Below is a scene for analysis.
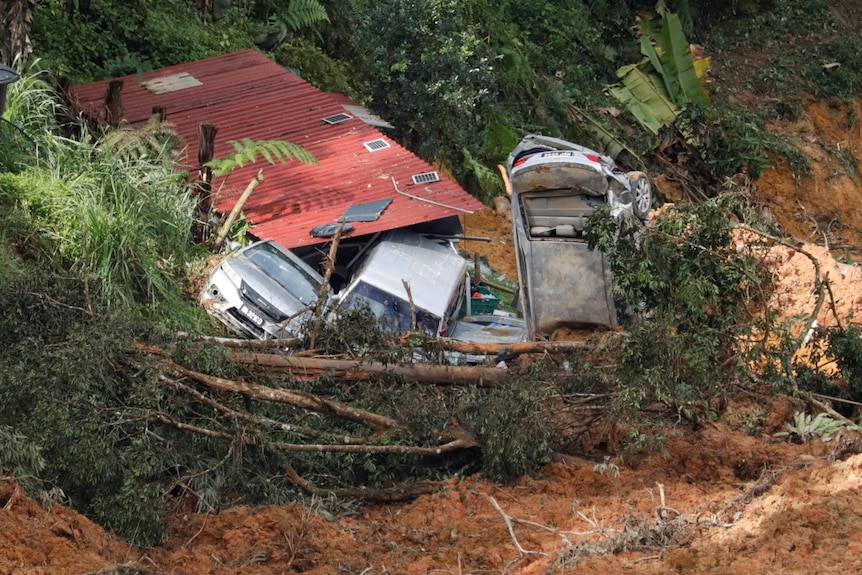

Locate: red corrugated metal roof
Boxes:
[69,49,485,249]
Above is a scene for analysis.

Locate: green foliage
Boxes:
[828,325,862,396]
[96,115,185,163]
[0,60,61,172]
[585,195,773,409]
[459,381,551,482]
[0,275,167,544]
[31,0,256,82]
[272,39,352,94]
[461,147,504,204]
[677,103,810,181]
[261,0,329,32]
[775,411,856,443]
[801,38,862,102]
[1,64,209,318]
[206,138,318,178]
[0,426,46,495]
[695,0,835,49]
[350,0,497,170]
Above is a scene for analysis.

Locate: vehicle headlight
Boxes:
[222,262,242,286]
[205,284,227,302]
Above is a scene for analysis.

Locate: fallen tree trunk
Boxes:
[149,411,477,455]
[155,359,479,455]
[225,352,514,387]
[409,336,594,355]
[166,360,408,432]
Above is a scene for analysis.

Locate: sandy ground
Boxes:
[1,95,861,575]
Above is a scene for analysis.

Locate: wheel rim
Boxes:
[634,178,651,215]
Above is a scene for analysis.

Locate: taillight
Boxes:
[585,154,600,163]
[513,156,530,167]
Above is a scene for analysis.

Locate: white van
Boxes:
[336,229,528,344]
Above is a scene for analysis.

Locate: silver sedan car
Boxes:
[201,240,329,340]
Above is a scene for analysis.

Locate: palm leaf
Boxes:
[208,139,318,177]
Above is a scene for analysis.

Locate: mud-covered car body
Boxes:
[507,134,652,336]
[201,240,329,340]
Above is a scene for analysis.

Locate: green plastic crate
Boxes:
[463,286,500,316]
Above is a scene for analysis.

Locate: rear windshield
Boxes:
[342,281,441,336]
[245,243,321,304]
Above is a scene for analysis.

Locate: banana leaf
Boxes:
[640,36,678,103]
[609,84,670,135]
[694,56,712,101]
[656,13,708,107]
[613,64,678,133]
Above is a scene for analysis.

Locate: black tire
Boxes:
[627,172,652,221]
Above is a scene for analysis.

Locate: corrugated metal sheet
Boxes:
[69,50,485,249]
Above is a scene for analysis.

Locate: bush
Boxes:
[586,194,773,411]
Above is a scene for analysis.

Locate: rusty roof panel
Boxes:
[70,50,484,249]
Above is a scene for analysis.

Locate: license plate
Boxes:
[541,151,574,158]
[240,305,265,326]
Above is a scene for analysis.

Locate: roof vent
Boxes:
[412,171,440,185]
[363,139,391,152]
[322,112,352,124]
[142,72,202,94]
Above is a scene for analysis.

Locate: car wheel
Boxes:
[627,172,652,221]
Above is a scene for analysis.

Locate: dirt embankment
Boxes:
[3,417,862,575]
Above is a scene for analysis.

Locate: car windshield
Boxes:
[342,280,441,336]
[244,243,321,304]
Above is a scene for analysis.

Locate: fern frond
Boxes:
[97,115,183,163]
[284,0,329,31]
[207,139,318,177]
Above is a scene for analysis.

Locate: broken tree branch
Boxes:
[163,358,408,433]
[160,374,320,438]
[284,464,443,502]
[310,224,344,348]
[150,411,476,456]
[400,333,590,356]
[213,168,264,252]
[485,495,548,556]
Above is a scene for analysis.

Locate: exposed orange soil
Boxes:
[755,98,862,261]
[460,201,519,281]
[4,421,862,575]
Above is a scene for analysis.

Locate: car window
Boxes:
[343,280,440,336]
[245,243,321,304]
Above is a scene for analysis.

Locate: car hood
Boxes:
[449,314,528,345]
[227,257,328,315]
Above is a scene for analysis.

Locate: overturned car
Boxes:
[506,134,653,337]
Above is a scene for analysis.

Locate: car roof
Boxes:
[351,230,467,317]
